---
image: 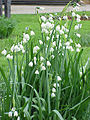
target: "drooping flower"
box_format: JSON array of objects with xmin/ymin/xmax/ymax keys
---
[
  {"xmin": 39, "ymin": 40, "xmax": 43, "ymax": 45},
  {"xmin": 57, "ymin": 76, "xmax": 62, "ymax": 81},
  {"xmin": 29, "ymin": 61, "xmax": 33, "ymax": 67},
  {"xmin": 41, "ymin": 65, "xmax": 46, "ymax": 71},
  {"xmin": 30, "ymin": 31, "xmax": 35, "ymax": 36},
  {"xmin": 41, "ymin": 16, "xmax": 46, "ymax": 22},
  {"xmin": 52, "ymin": 88, "xmax": 56, "ymax": 93},
  {"xmin": 6, "ymin": 54, "xmax": 13, "ymax": 60},
  {"xmin": 76, "ymin": 48, "xmax": 80, "ymax": 52},
  {"xmin": 14, "ymin": 111, "xmax": 18, "ymax": 117},
  {"xmin": 47, "ymin": 61, "xmax": 51, "ymax": 66},
  {"xmin": 35, "ymin": 70, "xmax": 39, "ymax": 74},
  {"xmin": 33, "ymin": 57, "xmax": 36, "ymax": 65},
  {"xmin": 53, "ymin": 83, "xmax": 59, "ymax": 88},
  {"xmin": 76, "ymin": 33, "xmax": 81, "ymax": 38},
  {"xmin": 51, "ymin": 93, "xmax": 55, "ymax": 97},
  {"xmin": 8, "ymin": 111, "xmax": 12, "ymax": 117},
  {"xmin": 1, "ymin": 49, "xmax": 7, "ymax": 56},
  {"xmin": 72, "ymin": 12, "xmax": 76, "ymax": 17},
  {"xmin": 33, "ymin": 46, "xmax": 40, "ymax": 54},
  {"xmin": 40, "ymin": 56, "xmax": 44, "ymax": 61},
  {"xmin": 56, "ymin": 25, "xmax": 60, "ymax": 31},
  {"xmin": 17, "ymin": 116, "xmax": 20, "ymax": 120}
]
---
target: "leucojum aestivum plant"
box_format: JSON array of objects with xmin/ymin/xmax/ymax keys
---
[{"xmin": 0, "ymin": 2, "xmax": 90, "ymax": 120}]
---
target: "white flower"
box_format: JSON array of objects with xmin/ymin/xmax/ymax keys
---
[
  {"xmin": 35, "ymin": 70, "xmax": 39, "ymax": 74},
  {"xmin": 57, "ymin": 76, "xmax": 62, "ymax": 81},
  {"xmin": 46, "ymin": 36, "xmax": 50, "ymax": 41},
  {"xmin": 34, "ymin": 57, "xmax": 37, "ymax": 65},
  {"xmin": 74, "ymin": 25, "xmax": 79, "ymax": 30},
  {"xmin": 12, "ymin": 107, "xmax": 15, "ymax": 112},
  {"xmin": 59, "ymin": 30, "xmax": 64, "ymax": 35},
  {"xmin": 30, "ymin": 31, "xmax": 35, "ymax": 36},
  {"xmin": 76, "ymin": 33, "xmax": 81, "ymax": 38},
  {"xmin": 49, "ymin": 14, "xmax": 53, "ymax": 17},
  {"xmin": 33, "ymin": 46, "xmax": 40, "ymax": 54},
  {"xmin": 76, "ymin": 48, "xmax": 80, "ymax": 52},
  {"xmin": 1, "ymin": 49, "xmax": 7, "ymax": 55},
  {"xmin": 22, "ymin": 49, "xmax": 25, "ymax": 53},
  {"xmin": 50, "ymin": 47, "xmax": 54, "ymax": 52},
  {"xmin": 46, "ymin": 22, "xmax": 54, "ymax": 29},
  {"xmin": 65, "ymin": 28, "xmax": 69, "ymax": 33},
  {"xmin": 76, "ymin": 14, "xmax": 80, "ymax": 19},
  {"xmin": 63, "ymin": 16, "xmax": 68, "ymax": 20},
  {"xmin": 41, "ymin": 66, "xmax": 46, "ymax": 71},
  {"xmin": 53, "ymin": 83, "xmax": 59, "ymax": 88},
  {"xmin": 52, "ymin": 88, "xmax": 56, "ymax": 93},
  {"xmin": 52, "ymin": 41, "xmax": 56, "ymax": 47},
  {"xmin": 39, "ymin": 40, "xmax": 43, "ymax": 45},
  {"xmin": 47, "ymin": 61, "xmax": 51, "ymax": 66},
  {"xmin": 58, "ymin": 17, "xmax": 61, "ymax": 21},
  {"xmin": 14, "ymin": 45, "xmax": 20, "ymax": 52},
  {"xmin": 70, "ymin": 38, "xmax": 73, "ymax": 43},
  {"xmin": 77, "ymin": 18, "xmax": 81, "ymax": 22},
  {"xmin": 73, "ymin": 6, "xmax": 79, "ymax": 11},
  {"xmin": 65, "ymin": 34, "xmax": 68, "ymax": 38},
  {"xmin": 76, "ymin": 43, "xmax": 81, "ymax": 48},
  {"xmin": 14, "ymin": 111, "xmax": 18, "ymax": 117},
  {"xmin": 51, "ymin": 55, "xmax": 55, "ymax": 59},
  {"xmin": 8, "ymin": 111, "xmax": 12, "ymax": 117},
  {"xmin": 23, "ymin": 33, "xmax": 30, "ymax": 41},
  {"xmin": 84, "ymin": 14, "xmax": 88, "ymax": 19},
  {"xmin": 40, "ymin": 56, "xmax": 44, "ymax": 61},
  {"xmin": 72, "ymin": 12, "xmax": 76, "ymax": 17},
  {"xmin": 51, "ymin": 93, "xmax": 55, "ymax": 97},
  {"xmin": 56, "ymin": 25, "xmax": 60, "ymax": 31},
  {"xmin": 19, "ymin": 44, "xmax": 24, "ymax": 50},
  {"xmin": 42, "ymin": 29, "xmax": 49, "ymax": 34},
  {"xmin": 17, "ymin": 116, "xmax": 20, "ymax": 120},
  {"xmin": 41, "ymin": 23, "xmax": 46, "ymax": 29},
  {"xmin": 65, "ymin": 41, "xmax": 70, "ymax": 46},
  {"xmin": 6, "ymin": 54, "xmax": 13, "ymax": 60},
  {"xmin": 29, "ymin": 61, "xmax": 33, "ymax": 67},
  {"xmin": 41, "ymin": 16, "xmax": 46, "ymax": 22},
  {"xmin": 62, "ymin": 26, "xmax": 65, "ymax": 31}
]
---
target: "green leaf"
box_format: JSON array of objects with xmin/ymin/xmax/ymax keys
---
[{"xmin": 50, "ymin": 110, "xmax": 64, "ymax": 120}]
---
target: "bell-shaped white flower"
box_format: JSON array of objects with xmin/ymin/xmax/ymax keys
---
[
  {"xmin": 14, "ymin": 111, "xmax": 18, "ymax": 117},
  {"xmin": 6, "ymin": 54, "xmax": 13, "ymax": 60},
  {"xmin": 41, "ymin": 65, "xmax": 46, "ymax": 71},
  {"xmin": 8, "ymin": 111, "xmax": 12, "ymax": 117},
  {"xmin": 47, "ymin": 61, "xmax": 51, "ymax": 66},
  {"xmin": 57, "ymin": 76, "xmax": 62, "ymax": 81},
  {"xmin": 41, "ymin": 16, "xmax": 46, "ymax": 22},
  {"xmin": 52, "ymin": 88, "xmax": 56, "ymax": 93},
  {"xmin": 35, "ymin": 70, "xmax": 39, "ymax": 75},
  {"xmin": 29, "ymin": 61, "xmax": 33, "ymax": 67},
  {"xmin": 1, "ymin": 49, "xmax": 7, "ymax": 56},
  {"xmin": 39, "ymin": 40, "xmax": 43, "ymax": 45},
  {"xmin": 51, "ymin": 93, "xmax": 55, "ymax": 97},
  {"xmin": 30, "ymin": 31, "xmax": 35, "ymax": 36}
]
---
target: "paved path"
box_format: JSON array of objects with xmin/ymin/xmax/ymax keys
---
[{"xmin": 11, "ymin": 4, "xmax": 90, "ymax": 14}]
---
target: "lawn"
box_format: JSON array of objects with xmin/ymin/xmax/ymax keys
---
[{"xmin": 0, "ymin": 12, "xmax": 90, "ymax": 67}]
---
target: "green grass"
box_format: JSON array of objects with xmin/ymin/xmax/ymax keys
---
[{"xmin": 0, "ymin": 12, "xmax": 90, "ymax": 67}]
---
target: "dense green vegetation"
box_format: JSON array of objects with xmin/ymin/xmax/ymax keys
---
[{"xmin": 0, "ymin": 10, "xmax": 90, "ymax": 120}]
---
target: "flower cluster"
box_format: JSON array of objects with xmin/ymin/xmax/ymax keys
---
[
  {"xmin": 51, "ymin": 76, "xmax": 62, "ymax": 98},
  {"xmin": 8, "ymin": 107, "xmax": 20, "ymax": 120}
]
